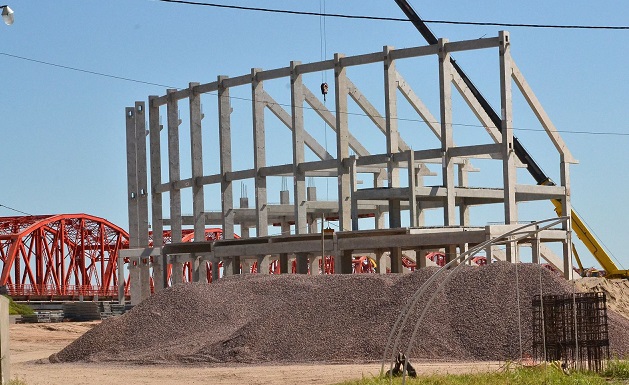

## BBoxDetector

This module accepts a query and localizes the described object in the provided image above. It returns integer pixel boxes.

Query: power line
[0,204,32,216]
[0,52,176,89]
[2,50,628,138]
[154,0,629,30]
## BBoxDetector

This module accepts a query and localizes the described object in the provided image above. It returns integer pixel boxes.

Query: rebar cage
[533,292,609,372]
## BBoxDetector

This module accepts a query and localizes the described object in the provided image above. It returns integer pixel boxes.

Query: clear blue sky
[1,1,627,269]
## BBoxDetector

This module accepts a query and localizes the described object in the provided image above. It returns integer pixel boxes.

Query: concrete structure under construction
[123,32,576,304]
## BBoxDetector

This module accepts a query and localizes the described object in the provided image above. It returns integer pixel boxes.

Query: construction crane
[393,0,628,279]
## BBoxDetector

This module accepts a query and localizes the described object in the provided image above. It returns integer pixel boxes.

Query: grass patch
[3,295,35,316]
[335,363,629,385]
[604,358,629,379]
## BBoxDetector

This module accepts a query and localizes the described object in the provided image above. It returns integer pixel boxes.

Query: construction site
[2,1,629,384]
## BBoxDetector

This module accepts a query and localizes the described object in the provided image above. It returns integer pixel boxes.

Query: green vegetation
[604,358,629,379]
[336,362,629,385]
[7,378,28,385]
[3,295,34,316]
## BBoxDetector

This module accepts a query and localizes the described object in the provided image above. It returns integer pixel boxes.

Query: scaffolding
[533,292,609,372]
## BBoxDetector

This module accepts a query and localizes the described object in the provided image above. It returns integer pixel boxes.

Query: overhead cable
[154,0,629,30]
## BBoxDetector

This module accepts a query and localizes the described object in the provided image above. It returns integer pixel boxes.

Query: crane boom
[393,0,627,278]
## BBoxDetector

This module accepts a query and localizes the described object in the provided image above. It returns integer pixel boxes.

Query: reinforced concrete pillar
[197,258,208,284]
[280,190,291,235]
[117,256,126,304]
[309,255,321,275]
[531,230,541,265]
[499,31,518,261]
[224,257,240,276]
[211,256,220,282]
[257,255,270,275]
[171,256,184,285]
[336,249,353,274]
[438,38,456,226]
[335,52,351,231]
[307,186,318,234]
[416,249,427,269]
[152,256,164,292]
[252,68,269,240]
[389,200,402,229]
[279,253,289,274]
[445,245,458,265]
[241,260,251,275]
[295,252,308,274]
[375,249,386,274]
[129,262,142,306]
[139,258,151,300]
[390,247,403,273]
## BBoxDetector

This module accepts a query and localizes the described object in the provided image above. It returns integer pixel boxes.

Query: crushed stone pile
[50,262,629,364]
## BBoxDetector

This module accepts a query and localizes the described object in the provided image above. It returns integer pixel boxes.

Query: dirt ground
[9,321,501,385]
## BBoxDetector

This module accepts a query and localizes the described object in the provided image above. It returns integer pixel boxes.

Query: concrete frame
[124,32,576,303]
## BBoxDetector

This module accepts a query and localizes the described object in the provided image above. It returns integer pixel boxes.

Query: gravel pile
[50,262,629,364]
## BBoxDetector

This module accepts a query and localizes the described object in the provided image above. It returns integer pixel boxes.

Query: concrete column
[139,258,151,300]
[171,256,184,285]
[134,102,149,248]
[117,256,126,304]
[335,53,351,231]
[384,46,399,188]
[560,158,573,279]
[415,164,435,226]
[257,255,270,275]
[252,68,268,238]
[337,249,353,274]
[445,245,458,265]
[167,89,183,244]
[307,186,318,234]
[458,161,474,227]
[390,247,403,273]
[189,82,206,244]
[458,244,469,264]
[197,258,208,284]
[279,253,289,274]
[125,107,140,249]
[241,260,251,275]
[375,249,387,274]
[224,257,241,276]
[218,76,235,241]
[279,190,290,236]
[211,256,220,282]
[384,46,401,228]
[349,156,359,230]
[374,172,386,229]
[291,61,308,235]
[408,150,418,227]
[499,31,518,261]
[152,256,164,292]
[415,249,427,269]
[148,95,165,289]
[438,39,456,226]
[389,200,401,229]
[531,230,541,264]
[129,262,142,305]
[295,252,309,274]
[309,255,321,275]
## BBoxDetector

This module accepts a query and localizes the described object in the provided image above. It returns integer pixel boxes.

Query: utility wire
[0,52,175,89]
[154,0,629,30]
[0,204,33,216]
[2,51,628,138]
